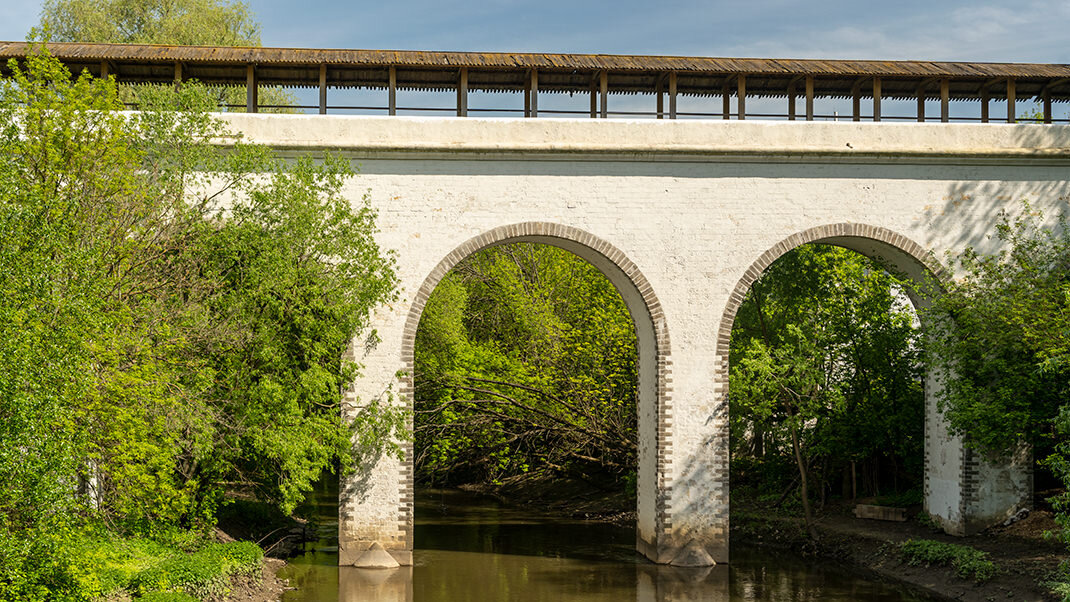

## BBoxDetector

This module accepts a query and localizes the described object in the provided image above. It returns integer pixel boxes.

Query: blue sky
[2,0,1069,63]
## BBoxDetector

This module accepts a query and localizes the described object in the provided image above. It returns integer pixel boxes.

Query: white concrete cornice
[215,113,1070,165]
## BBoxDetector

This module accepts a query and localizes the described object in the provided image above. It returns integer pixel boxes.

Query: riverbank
[473,474,1066,602]
[733,508,1064,602]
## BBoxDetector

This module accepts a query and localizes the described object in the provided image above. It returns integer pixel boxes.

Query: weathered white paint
[217,113,1070,566]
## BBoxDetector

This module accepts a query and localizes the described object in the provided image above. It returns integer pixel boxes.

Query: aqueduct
[5,42,1069,567]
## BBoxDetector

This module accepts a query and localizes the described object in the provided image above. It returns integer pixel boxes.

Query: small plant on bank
[139,593,199,602]
[914,512,942,532]
[899,539,996,583]
[135,542,262,599]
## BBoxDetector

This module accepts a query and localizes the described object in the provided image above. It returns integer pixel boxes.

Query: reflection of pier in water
[281,488,928,602]
[340,562,730,602]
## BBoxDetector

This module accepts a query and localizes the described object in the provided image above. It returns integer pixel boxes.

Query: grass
[57,530,263,600]
[898,538,996,583]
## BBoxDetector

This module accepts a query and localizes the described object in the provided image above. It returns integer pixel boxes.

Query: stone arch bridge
[202,114,1068,568]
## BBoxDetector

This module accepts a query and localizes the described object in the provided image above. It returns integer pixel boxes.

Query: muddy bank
[457,473,636,526]
[464,474,1066,601]
[733,508,1065,602]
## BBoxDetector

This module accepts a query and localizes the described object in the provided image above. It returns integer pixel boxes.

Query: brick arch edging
[396,221,674,551]
[714,222,948,366]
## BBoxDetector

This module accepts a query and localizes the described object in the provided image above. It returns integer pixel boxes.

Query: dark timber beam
[524,71,531,117]
[668,71,677,119]
[457,67,468,117]
[529,69,538,118]
[589,75,597,118]
[599,70,608,118]
[805,75,814,121]
[655,73,664,119]
[852,78,863,121]
[940,78,949,123]
[787,75,804,121]
[1007,78,1016,123]
[737,74,746,120]
[318,64,327,115]
[872,77,881,122]
[721,75,734,120]
[245,64,257,113]
[388,66,397,116]
[1041,79,1070,123]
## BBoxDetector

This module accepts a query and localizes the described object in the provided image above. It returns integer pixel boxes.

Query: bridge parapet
[3,41,1070,122]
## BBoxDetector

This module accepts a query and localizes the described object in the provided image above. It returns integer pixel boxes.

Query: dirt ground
[480,473,1069,602]
[735,506,1067,602]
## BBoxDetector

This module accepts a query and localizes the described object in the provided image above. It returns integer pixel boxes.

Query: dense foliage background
[729,244,925,534]
[0,49,399,600]
[414,244,638,490]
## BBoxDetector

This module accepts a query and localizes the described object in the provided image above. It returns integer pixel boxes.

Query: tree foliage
[36,0,296,112]
[922,205,1070,552]
[924,205,1070,452]
[414,243,638,488]
[38,0,262,46]
[0,48,398,600]
[729,244,925,533]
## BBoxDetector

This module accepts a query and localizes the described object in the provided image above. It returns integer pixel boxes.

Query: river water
[279,482,932,602]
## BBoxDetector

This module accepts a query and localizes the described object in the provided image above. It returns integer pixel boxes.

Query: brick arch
[715,222,947,365]
[712,222,961,547]
[397,221,674,562]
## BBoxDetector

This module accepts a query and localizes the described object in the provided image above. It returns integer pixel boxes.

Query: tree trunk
[851,460,857,502]
[791,423,819,540]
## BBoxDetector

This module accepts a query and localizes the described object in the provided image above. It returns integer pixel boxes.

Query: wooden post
[872,77,881,122]
[722,77,731,120]
[940,78,949,123]
[174,61,182,91]
[600,70,608,118]
[981,85,989,123]
[318,64,327,115]
[668,71,677,119]
[530,69,538,117]
[100,60,109,80]
[524,73,531,117]
[737,74,746,120]
[916,85,925,122]
[388,66,397,116]
[1006,78,1016,123]
[590,77,597,118]
[457,67,468,117]
[656,75,664,119]
[1043,89,1052,124]
[245,64,257,113]
[805,76,814,121]
[788,79,797,121]
[852,79,862,121]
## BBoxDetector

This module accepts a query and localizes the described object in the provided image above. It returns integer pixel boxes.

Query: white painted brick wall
[219,114,1070,565]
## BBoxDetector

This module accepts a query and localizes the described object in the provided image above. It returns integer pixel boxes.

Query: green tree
[923,206,1070,557]
[414,244,638,489]
[36,0,296,112]
[729,245,925,535]
[0,47,398,600]
[924,206,1069,452]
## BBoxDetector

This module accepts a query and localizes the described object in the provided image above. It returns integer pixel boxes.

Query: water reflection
[280,487,931,602]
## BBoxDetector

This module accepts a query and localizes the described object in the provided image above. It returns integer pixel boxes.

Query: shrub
[135,542,262,599]
[899,539,996,583]
[139,593,199,602]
